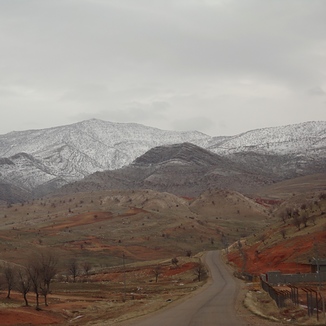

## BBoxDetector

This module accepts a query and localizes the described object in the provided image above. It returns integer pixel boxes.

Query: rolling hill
[58,142,273,197]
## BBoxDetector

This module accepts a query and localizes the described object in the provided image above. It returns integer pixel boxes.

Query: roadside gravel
[235,282,279,326]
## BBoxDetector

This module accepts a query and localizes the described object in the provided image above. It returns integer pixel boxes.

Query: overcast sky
[0,0,325,136]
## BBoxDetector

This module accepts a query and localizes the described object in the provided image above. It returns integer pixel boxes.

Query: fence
[261,278,292,308]
[260,277,325,321]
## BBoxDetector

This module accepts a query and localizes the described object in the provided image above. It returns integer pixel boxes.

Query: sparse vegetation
[280,228,286,239]
[0,179,325,324]
[68,258,79,283]
[171,257,179,268]
[228,188,326,276]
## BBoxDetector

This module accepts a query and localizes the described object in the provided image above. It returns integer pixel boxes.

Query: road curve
[122,251,245,326]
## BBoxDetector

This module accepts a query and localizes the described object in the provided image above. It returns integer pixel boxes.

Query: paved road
[123,251,245,326]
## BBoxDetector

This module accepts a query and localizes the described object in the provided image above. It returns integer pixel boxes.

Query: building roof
[309,259,326,266]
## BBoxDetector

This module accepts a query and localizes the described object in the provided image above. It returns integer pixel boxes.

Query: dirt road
[120,251,245,326]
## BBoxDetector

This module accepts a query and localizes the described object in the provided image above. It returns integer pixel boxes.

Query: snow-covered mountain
[208,121,326,156]
[0,119,325,202]
[0,119,210,197]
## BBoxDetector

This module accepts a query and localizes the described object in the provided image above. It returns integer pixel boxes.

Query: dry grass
[2,180,324,325]
[256,173,326,199]
[0,188,270,325]
[0,189,270,269]
[0,256,206,325]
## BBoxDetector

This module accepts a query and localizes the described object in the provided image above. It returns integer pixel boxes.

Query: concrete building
[310,259,326,273]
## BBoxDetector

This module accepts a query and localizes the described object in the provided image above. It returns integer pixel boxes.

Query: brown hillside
[0,189,270,268]
[255,173,326,199]
[227,191,326,275]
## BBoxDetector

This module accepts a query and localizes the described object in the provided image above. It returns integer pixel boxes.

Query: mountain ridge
[208,120,326,155]
[0,119,325,201]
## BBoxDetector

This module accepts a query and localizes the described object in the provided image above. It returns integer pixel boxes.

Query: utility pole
[313,240,325,322]
[315,257,326,322]
[123,253,126,302]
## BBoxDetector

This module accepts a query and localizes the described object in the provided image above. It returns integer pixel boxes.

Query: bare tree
[171,257,179,268]
[280,228,287,239]
[39,251,58,306]
[292,208,300,218]
[293,215,302,230]
[27,251,58,309]
[16,268,31,306]
[153,265,161,283]
[83,262,92,278]
[194,263,206,282]
[237,240,248,274]
[279,210,287,224]
[27,261,41,310]
[68,258,79,282]
[300,203,307,211]
[314,200,322,212]
[285,207,294,219]
[221,233,229,253]
[301,211,309,228]
[3,264,16,299]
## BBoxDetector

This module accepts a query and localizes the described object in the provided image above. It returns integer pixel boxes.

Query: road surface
[122,251,245,326]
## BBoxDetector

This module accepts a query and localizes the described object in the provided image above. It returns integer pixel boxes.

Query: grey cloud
[308,87,326,96]
[0,0,325,135]
[60,84,110,102]
[171,116,216,135]
[70,100,170,127]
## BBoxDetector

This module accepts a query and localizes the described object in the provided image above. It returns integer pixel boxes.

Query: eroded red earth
[228,230,326,274]
[0,261,198,325]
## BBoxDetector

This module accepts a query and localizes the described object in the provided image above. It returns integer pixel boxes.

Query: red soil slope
[228,230,326,274]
